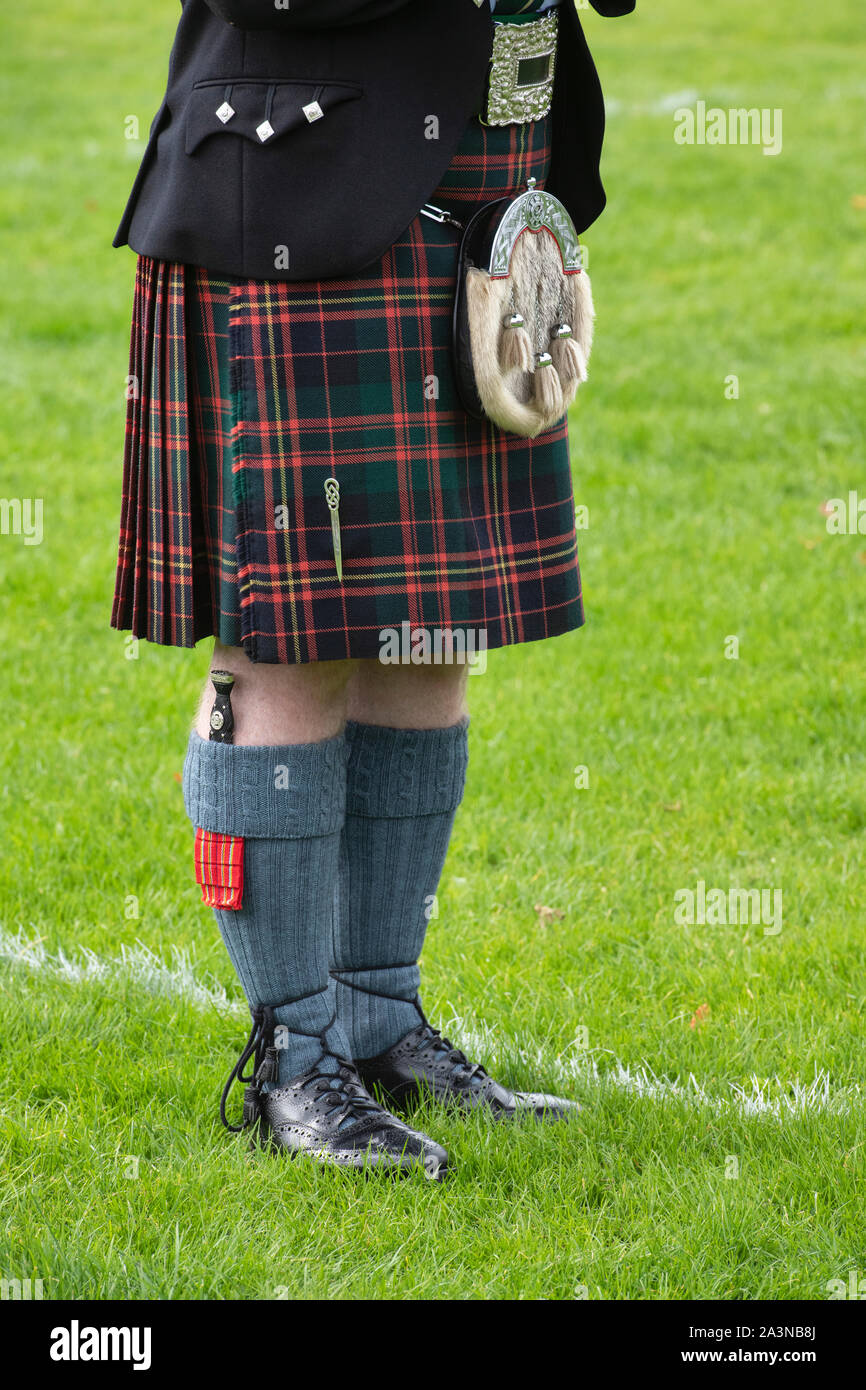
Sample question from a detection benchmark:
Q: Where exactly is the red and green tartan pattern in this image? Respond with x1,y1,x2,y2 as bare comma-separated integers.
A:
111,257,216,648
193,828,244,910
111,113,585,664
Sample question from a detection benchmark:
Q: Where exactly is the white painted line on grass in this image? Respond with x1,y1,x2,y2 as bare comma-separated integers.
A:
0,926,233,1012
449,1020,859,1120
1,927,860,1119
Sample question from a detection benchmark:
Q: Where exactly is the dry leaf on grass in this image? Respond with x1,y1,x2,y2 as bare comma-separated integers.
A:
534,903,565,925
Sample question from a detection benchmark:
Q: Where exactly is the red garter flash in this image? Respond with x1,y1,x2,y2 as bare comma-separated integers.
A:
193,828,244,910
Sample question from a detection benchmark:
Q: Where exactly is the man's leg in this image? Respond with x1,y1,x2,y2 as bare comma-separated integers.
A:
186,644,355,1084
330,662,470,1059
332,660,581,1121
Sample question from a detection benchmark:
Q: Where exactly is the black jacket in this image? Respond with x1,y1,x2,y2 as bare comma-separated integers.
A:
113,0,635,282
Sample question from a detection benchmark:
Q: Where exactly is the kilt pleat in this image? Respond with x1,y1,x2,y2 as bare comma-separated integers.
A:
111,115,586,664
113,261,185,645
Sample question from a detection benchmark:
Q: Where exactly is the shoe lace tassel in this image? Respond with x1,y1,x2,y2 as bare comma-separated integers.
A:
220,1005,279,1133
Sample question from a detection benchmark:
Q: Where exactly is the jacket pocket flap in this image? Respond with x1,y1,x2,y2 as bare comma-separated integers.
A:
185,77,363,155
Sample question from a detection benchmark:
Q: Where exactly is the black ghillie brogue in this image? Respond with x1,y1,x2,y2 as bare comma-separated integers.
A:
355,1005,581,1122
220,1005,449,1179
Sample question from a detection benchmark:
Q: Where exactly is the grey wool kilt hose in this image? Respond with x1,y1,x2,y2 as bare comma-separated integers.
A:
111,111,586,665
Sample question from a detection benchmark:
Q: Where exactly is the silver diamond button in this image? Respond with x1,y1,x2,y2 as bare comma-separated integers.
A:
256,119,275,142
216,101,235,124
302,101,324,123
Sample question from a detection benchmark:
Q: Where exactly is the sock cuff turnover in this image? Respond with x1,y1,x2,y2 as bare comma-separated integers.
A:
344,717,469,818
182,729,349,838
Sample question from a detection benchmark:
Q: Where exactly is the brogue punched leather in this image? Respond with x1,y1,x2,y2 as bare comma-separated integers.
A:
356,1013,581,1122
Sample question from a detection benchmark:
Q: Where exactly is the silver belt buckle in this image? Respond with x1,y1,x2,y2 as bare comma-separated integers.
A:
485,12,558,127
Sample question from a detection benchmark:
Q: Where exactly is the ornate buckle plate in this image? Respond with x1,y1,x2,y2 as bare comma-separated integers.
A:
485,13,558,127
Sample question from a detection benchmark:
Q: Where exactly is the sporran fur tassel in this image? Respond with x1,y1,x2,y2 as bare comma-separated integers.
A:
549,323,588,390
533,351,564,417
500,311,534,373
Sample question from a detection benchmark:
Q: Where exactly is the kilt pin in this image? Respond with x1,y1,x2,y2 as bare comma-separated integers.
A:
111,112,585,664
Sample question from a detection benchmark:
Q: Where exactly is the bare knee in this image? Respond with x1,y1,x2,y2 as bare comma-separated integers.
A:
347,658,469,730
194,644,357,745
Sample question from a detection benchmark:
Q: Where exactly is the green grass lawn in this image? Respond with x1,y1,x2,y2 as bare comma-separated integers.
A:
0,0,864,1300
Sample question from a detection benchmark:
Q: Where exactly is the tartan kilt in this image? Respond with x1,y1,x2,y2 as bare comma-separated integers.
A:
111,112,585,664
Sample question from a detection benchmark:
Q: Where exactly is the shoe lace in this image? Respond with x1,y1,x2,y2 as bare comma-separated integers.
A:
299,1059,385,1128
220,1007,386,1133
412,1023,489,1088
220,1005,277,1132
